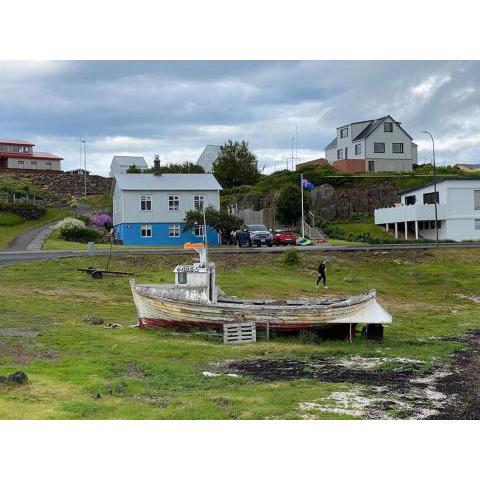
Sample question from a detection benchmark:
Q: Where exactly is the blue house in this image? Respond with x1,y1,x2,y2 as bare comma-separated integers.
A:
112,169,223,246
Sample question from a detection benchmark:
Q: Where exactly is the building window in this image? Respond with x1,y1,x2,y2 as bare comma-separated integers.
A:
344,147,348,159
194,224,205,237
368,160,375,173
418,221,423,229
168,195,179,211
17,161,24,168
193,195,204,211
392,143,404,154
384,122,393,132
474,190,480,210
405,195,416,205
423,192,439,205
169,224,180,237
340,127,348,138
140,194,152,211
45,162,52,169
374,142,385,153
337,149,343,160
141,225,152,238
31,161,37,169
475,219,480,230
355,144,361,155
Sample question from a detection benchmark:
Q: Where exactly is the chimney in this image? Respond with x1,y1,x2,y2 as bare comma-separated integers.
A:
153,154,161,175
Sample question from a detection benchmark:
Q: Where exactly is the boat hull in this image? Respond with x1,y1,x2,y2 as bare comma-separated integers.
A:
131,280,392,332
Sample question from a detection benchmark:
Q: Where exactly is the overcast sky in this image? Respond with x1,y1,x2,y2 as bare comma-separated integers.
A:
1,60,479,175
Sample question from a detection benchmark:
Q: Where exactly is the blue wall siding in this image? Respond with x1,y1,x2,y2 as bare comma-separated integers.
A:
116,223,220,246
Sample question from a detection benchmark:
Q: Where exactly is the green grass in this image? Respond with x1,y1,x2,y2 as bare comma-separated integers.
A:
332,221,395,241
80,194,112,212
0,208,70,250
0,211,24,226
0,248,479,419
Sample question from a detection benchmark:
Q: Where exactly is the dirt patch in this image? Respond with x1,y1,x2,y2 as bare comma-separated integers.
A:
123,362,148,379
0,328,40,337
430,331,480,419
0,342,58,365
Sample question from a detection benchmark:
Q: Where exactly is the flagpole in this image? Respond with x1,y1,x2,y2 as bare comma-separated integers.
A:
301,173,305,238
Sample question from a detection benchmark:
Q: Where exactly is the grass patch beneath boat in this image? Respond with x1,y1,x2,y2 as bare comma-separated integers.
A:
0,248,479,419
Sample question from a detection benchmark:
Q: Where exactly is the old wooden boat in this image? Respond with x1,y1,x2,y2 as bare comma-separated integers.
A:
130,243,392,334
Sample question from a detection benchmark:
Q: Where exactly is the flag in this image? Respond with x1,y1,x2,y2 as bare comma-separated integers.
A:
301,176,314,190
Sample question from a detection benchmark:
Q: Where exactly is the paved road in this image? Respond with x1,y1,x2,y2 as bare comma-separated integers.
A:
1,242,480,267
5,221,61,252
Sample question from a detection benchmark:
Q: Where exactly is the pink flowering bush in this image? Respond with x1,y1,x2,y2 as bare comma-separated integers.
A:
90,213,113,230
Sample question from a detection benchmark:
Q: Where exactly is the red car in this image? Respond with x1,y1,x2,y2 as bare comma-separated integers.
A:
273,229,297,246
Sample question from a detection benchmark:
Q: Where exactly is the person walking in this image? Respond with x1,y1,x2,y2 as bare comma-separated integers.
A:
316,260,327,288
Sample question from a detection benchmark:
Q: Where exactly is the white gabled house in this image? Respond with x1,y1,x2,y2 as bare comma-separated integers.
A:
324,115,418,173
374,178,480,241
109,155,148,176
112,169,222,246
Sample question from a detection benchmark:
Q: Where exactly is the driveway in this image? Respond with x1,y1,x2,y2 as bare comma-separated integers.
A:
5,221,61,252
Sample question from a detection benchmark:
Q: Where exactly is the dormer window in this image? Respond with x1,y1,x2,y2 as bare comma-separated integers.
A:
340,127,348,138
384,122,393,132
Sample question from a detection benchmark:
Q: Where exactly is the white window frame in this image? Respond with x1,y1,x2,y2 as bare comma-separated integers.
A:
374,142,385,153
31,161,37,169
193,195,205,211
17,160,24,168
474,190,480,210
475,219,480,230
355,143,361,155
168,195,180,211
384,122,393,132
141,224,152,238
194,224,205,237
340,127,348,138
169,224,180,237
45,162,52,170
337,149,344,160
140,194,152,211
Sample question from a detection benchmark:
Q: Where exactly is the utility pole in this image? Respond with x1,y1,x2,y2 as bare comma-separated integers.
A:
81,140,87,198
295,125,298,167
422,131,439,246
291,137,295,171
300,173,305,238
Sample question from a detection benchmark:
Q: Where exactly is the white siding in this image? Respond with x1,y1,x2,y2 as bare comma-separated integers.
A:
117,189,220,225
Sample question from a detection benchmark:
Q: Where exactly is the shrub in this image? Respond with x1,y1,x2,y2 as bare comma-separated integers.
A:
282,248,301,266
74,213,93,225
61,226,101,243
0,200,46,220
90,213,113,230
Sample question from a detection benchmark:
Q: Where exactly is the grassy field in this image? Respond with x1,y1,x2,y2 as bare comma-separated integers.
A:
0,208,69,250
333,221,395,241
0,248,479,419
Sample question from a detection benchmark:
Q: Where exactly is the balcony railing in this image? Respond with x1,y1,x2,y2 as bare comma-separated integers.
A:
374,203,447,225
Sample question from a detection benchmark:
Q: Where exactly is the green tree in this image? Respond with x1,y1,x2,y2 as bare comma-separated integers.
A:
142,162,205,174
126,165,142,173
275,184,310,226
212,140,261,189
183,206,243,243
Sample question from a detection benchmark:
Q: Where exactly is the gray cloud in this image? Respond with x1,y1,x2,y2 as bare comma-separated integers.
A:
0,60,479,174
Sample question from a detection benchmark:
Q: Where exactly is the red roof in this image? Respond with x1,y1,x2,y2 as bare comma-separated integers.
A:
0,139,35,146
32,151,62,160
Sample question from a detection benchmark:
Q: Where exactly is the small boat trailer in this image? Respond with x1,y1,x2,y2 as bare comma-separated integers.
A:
77,266,132,279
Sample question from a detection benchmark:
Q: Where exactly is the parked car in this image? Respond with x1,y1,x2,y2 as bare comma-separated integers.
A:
273,229,297,246
245,224,273,247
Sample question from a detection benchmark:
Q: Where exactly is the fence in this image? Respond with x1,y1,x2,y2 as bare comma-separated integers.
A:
0,190,47,207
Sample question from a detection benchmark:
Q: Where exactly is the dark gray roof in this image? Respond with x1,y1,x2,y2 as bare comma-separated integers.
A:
114,173,222,191
352,115,413,141
324,137,337,149
398,177,480,195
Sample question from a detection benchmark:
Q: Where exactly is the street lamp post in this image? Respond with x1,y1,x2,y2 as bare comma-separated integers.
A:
422,131,439,246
